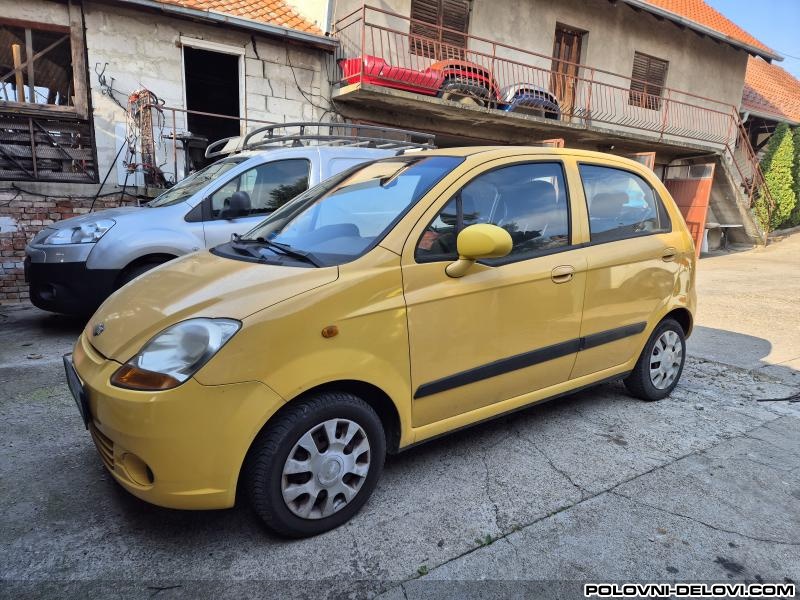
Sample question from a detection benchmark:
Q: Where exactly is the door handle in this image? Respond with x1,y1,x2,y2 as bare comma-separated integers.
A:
661,247,678,262
551,265,575,284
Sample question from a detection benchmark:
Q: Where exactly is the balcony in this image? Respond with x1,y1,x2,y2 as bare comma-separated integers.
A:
331,6,741,154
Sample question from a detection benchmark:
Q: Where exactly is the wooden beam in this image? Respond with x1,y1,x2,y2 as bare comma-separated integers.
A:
11,44,26,103
68,0,89,119
0,17,70,33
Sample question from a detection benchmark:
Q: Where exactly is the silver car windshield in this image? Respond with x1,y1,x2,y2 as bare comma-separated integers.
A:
148,157,248,207
240,155,463,266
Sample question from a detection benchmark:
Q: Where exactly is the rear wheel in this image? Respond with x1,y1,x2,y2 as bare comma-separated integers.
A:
624,318,686,401
244,392,386,538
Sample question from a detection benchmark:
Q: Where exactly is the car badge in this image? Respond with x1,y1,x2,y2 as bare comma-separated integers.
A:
93,323,105,337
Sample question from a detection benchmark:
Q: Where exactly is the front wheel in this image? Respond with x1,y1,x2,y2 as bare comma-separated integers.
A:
624,318,686,401
244,392,386,537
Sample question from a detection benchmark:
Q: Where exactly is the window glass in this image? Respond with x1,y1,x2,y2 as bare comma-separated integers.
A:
240,156,463,266
147,157,246,208
416,162,570,262
579,164,671,243
209,159,310,219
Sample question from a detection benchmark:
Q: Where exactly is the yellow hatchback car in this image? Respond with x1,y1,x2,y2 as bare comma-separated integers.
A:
66,147,696,537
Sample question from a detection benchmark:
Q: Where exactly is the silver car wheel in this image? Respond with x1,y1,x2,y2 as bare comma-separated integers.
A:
649,330,683,389
281,418,371,520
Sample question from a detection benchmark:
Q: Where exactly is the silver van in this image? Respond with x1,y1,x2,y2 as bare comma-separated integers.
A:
25,124,433,315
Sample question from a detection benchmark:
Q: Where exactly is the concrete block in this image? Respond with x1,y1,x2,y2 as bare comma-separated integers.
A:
246,76,271,96
245,58,264,78
245,94,267,112
266,97,305,119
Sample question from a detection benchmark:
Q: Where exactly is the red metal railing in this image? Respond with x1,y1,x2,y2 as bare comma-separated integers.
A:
332,5,774,233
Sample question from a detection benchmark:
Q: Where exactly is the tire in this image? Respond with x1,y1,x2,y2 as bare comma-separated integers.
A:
243,392,386,538
624,318,686,401
118,261,163,288
437,78,491,107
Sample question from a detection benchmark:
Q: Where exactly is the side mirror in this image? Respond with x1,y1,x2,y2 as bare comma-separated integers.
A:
220,191,251,220
445,224,512,278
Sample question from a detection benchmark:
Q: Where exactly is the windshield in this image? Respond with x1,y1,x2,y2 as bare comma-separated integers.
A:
148,157,248,207
240,155,463,266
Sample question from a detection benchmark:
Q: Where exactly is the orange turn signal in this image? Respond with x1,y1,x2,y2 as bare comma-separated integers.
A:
110,364,181,391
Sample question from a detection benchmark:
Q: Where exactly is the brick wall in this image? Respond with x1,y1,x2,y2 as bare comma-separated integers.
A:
0,188,131,304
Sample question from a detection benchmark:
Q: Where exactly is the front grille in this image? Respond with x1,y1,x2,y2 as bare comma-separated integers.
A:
90,423,114,471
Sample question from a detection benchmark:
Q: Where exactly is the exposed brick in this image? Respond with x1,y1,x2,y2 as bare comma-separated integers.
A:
0,190,135,305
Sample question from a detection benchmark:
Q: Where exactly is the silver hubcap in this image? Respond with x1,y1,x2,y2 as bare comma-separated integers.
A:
649,330,683,389
281,418,370,520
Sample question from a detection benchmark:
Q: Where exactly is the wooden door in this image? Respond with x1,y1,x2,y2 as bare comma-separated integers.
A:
551,25,583,116
664,163,715,257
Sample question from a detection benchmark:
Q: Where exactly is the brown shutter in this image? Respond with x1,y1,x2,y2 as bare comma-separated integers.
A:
410,0,470,58
629,51,668,110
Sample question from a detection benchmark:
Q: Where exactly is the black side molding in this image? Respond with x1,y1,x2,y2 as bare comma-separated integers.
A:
580,322,646,351
414,322,647,399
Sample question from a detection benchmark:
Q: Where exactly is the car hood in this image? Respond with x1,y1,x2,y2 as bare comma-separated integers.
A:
48,206,144,230
84,251,339,361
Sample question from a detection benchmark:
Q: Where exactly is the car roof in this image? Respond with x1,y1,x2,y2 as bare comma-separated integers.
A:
407,146,656,173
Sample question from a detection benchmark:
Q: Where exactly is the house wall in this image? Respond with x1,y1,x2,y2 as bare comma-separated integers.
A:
332,0,748,116
83,2,331,187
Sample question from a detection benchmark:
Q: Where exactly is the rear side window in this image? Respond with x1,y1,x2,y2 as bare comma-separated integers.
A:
416,162,570,263
579,164,671,244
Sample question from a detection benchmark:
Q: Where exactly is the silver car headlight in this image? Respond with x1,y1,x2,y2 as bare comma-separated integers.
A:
43,219,115,245
110,318,241,390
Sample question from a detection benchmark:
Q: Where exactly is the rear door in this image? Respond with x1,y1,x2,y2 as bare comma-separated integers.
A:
570,162,682,379
401,157,588,428
201,158,311,247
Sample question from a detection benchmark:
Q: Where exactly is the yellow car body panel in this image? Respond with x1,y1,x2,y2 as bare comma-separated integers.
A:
71,147,696,510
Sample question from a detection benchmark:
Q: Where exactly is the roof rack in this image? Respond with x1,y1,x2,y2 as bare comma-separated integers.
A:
204,122,436,159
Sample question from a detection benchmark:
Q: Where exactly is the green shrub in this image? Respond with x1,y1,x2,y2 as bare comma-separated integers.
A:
754,123,796,232
787,126,800,228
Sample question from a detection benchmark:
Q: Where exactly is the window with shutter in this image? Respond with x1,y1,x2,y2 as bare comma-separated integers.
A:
410,0,470,59
629,52,668,110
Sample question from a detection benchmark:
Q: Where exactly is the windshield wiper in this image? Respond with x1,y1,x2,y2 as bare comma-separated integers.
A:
233,234,322,267
261,239,322,267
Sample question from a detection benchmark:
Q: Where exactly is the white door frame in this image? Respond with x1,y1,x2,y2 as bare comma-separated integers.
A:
179,36,247,134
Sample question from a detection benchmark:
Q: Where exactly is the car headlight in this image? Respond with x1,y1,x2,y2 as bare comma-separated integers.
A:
43,219,115,245
110,318,241,390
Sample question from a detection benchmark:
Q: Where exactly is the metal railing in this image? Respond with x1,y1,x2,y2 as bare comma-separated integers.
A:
332,5,774,230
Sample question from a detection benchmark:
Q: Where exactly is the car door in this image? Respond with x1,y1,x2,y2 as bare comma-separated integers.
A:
201,158,311,248
401,157,588,428
569,162,682,379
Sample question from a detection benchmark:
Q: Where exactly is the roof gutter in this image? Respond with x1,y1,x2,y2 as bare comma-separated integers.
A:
740,106,800,126
112,0,338,50
620,0,783,62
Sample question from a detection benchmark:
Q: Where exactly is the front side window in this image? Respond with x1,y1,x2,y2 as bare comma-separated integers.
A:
209,159,310,219
416,162,570,263
579,164,671,244
236,156,464,266
147,157,247,208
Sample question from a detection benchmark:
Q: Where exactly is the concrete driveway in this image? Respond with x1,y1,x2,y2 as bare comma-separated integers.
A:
2,235,799,599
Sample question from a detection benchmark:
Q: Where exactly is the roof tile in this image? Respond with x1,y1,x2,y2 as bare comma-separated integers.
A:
641,0,774,55
154,0,322,35
742,56,800,123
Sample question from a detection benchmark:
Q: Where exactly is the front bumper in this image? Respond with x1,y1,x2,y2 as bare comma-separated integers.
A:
25,244,119,315
71,333,285,509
